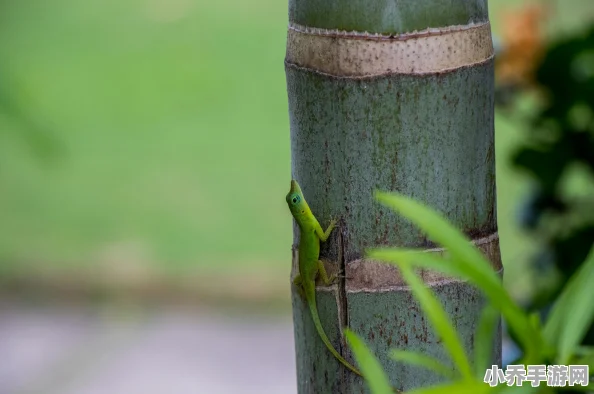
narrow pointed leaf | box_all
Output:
[345,330,393,394]
[396,260,473,379]
[369,248,541,362]
[375,191,493,278]
[390,350,456,380]
[473,304,499,378]
[544,251,594,364]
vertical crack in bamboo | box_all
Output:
[337,219,351,382]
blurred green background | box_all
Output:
[0,0,592,304]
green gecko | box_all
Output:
[286,179,362,377]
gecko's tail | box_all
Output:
[305,293,403,392]
[306,293,362,377]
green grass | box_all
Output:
[0,0,591,297]
[0,0,292,278]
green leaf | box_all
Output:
[345,329,394,394]
[369,248,541,363]
[544,250,594,364]
[570,346,594,370]
[473,304,499,378]
[390,350,456,380]
[374,192,493,279]
[372,192,543,362]
[394,260,473,380]
[370,248,502,299]
[561,348,594,392]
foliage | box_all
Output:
[345,330,394,394]
[512,25,594,315]
[346,192,594,393]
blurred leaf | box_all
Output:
[374,192,494,280]
[345,330,394,394]
[473,304,499,379]
[366,190,547,384]
[569,346,594,371]
[516,187,566,229]
[536,26,594,109]
[513,148,569,192]
[390,350,456,380]
[584,323,594,346]
[371,248,543,364]
[544,250,594,364]
[373,192,553,363]
[370,248,507,315]
[553,226,594,277]
[387,259,472,380]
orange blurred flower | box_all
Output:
[496,3,550,88]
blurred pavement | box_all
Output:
[0,301,297,394]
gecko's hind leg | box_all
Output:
[292,274,305,297]
[317,260,337,285]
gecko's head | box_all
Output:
[286,179,307,216]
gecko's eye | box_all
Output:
[292,195,300,204]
